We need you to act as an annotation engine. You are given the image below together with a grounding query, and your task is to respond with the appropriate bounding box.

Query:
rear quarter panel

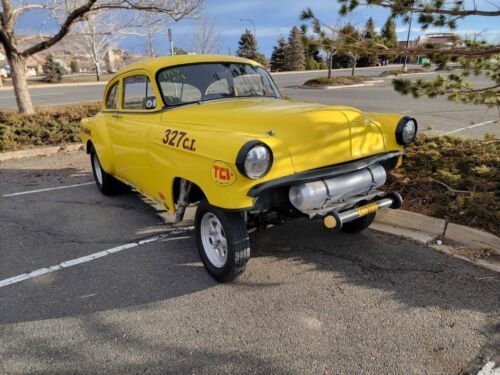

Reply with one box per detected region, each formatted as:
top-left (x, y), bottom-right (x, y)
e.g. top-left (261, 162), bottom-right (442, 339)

top-left (80, 113), bottom-right (115, 174)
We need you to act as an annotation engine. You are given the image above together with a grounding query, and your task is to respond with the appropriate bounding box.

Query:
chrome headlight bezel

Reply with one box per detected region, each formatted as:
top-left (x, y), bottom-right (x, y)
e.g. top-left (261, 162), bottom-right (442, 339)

top-left (396, 116), bottom-right (418, 146)
top-left (236, 141), bottom-right (273, 180)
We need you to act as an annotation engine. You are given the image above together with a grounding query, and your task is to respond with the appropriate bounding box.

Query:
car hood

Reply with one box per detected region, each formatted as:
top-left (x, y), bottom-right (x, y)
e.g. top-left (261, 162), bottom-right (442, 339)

top-left (164, 98), bottom-right (387, 173)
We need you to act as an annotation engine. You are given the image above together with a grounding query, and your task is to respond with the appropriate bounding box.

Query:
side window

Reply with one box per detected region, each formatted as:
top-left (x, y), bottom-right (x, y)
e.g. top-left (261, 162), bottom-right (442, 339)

top-left (105, 82), bottom-right (119, 109)
top-left (123, 75), bottom-right (157, 110)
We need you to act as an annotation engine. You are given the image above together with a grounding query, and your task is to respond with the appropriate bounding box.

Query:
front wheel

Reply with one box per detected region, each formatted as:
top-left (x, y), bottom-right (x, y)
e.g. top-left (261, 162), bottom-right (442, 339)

top-left (195, 200), bottom-right (250, 282)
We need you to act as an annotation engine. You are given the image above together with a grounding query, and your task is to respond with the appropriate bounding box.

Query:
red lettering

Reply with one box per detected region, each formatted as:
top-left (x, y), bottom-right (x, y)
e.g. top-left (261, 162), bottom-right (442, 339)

top-left (213, 165), bottom-right (220, 178)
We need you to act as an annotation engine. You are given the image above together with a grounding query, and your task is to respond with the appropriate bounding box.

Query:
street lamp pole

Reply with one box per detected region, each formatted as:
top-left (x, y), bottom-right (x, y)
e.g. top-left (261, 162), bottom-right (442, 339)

top-left (239, 18), bottom-right (256, 37)
top-left (403, 11), bottom-right (413, 72)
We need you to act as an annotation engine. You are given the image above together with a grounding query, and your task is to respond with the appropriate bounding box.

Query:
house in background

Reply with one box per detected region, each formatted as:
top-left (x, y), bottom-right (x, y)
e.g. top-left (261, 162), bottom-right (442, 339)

top-left (416, 33), bottom-right (463, 48)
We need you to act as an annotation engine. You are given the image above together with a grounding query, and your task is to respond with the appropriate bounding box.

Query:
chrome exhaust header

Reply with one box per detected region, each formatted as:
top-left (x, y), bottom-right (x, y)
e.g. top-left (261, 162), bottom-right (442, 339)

top-left (289, 163), bottom-right (387, 212)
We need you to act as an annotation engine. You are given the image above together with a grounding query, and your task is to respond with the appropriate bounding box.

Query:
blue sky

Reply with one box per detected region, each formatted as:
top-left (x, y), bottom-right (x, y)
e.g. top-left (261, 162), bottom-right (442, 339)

top-left (123, 0), bottom-right (500, 56)
top-left (15, 0), bottom-right (500, 57)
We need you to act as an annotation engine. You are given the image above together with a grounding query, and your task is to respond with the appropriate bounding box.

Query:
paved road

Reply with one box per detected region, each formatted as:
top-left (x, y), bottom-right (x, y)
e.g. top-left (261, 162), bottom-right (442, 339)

top-left (0, 150), bottom-right (498, 374)
top-left (1, 66), bottom-right (497, 138)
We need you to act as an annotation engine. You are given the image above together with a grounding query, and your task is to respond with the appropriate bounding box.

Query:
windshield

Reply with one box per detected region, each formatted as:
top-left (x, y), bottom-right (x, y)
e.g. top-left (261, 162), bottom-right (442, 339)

top-left (157, 62), bottom-right (280, 107)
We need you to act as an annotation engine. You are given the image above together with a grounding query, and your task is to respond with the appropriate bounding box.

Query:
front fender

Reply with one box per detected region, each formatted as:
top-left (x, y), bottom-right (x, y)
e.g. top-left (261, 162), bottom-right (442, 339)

top-left (365, 112), bottom-right (406, 152)
top-left (149, 120), bottom-right (294, 210)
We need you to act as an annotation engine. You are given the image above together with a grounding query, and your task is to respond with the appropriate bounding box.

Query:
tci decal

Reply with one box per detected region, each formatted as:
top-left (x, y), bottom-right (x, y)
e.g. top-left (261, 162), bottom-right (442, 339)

top-left (81, 127), bottom-right (91, 136)
top-left (212, 161), bottom-right (236, 187)
top-left (162, 129), bottom-right (196, 151)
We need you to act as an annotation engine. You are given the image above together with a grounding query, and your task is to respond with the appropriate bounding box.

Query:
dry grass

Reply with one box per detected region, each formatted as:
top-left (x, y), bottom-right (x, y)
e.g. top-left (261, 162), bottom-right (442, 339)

top-left (378, 68), bottom-right (427, 77)
top-left (386, 135), bottom-right (499, 236)
top-left (303, 76), bottom-right (369, 87)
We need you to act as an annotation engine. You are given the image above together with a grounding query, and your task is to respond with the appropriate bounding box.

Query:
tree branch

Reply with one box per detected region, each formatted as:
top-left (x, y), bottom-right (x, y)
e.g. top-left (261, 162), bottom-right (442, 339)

top-left (21, 0), bottom-right (98, 57)
top-left (363, 0), bottom-right (500, 17)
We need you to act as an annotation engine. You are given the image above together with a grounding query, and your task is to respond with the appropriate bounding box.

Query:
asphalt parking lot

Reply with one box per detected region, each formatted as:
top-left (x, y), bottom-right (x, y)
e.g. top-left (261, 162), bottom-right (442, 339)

top-left (0, 150), bottom-right (499, 374)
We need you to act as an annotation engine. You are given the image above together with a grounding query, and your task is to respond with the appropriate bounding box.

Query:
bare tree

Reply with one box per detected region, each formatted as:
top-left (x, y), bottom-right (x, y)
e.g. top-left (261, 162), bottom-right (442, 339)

top-left (74, 11), bottom-right (119, 81)
top-left (128, 12), bottom-right (169, 57)
top-left (0, 0), bottom-right (203, 114)
top-left (190, 17), bottom-right (220, 54)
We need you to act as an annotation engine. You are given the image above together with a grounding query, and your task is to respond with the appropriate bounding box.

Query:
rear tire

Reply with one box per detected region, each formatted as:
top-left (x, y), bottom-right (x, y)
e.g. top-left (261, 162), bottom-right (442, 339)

top-left (341, 212), bottom-right (376, 233)
top-left (195, 200), bottom-right (250, 282)
top-left (90, 148), bottom-right (125, 195)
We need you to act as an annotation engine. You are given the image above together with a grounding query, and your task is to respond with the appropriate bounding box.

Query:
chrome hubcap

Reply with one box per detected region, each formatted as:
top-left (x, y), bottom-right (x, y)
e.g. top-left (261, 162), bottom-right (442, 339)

top-left (200, 213), bottom-right (227, 268)
top-left (93, 154), bottom-right (103, 185)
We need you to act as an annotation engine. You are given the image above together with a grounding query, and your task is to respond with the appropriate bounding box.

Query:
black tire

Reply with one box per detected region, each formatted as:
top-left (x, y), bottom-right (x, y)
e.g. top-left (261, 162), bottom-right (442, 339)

top-left (341, 212), bottom-right (376, 233)
top-left (90, 148), bottom-right (125, 195)
top-left (195, 200), bottom-right (250, 282)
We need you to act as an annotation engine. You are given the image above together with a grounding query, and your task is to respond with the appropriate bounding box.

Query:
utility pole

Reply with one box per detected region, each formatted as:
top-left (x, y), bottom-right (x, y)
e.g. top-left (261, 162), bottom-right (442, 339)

top-left (168, 28), bottom-right (174, 56)
top-left (403, 11), bottom-right (413, 72)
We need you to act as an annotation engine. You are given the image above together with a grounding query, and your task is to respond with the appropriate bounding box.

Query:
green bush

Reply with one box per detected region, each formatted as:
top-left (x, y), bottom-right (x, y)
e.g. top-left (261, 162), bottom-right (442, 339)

top-left (304, 76), bottom-right (367, 87)
top-left (0, 103), bottom-right (100, 152)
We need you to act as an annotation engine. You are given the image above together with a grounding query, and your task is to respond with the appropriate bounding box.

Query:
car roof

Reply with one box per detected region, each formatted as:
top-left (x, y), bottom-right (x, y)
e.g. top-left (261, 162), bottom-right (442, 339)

top-left (115, 54), bottom-right (261, 76)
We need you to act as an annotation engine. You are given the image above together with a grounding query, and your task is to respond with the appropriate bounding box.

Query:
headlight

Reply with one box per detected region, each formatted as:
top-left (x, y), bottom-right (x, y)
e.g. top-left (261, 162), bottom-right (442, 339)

top-left (236, 141), bottom-right (273, 179)
top-left (396, 117), bottom-right (418, 146)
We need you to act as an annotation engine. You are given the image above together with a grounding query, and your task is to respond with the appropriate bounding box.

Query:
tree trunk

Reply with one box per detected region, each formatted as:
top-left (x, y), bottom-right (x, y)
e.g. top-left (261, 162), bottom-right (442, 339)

top-left (7, 52), bottom-right (35, 114)
top-left (351, 56), bottom-right (356, 76)
top-left (328, 51), bottom-right (333, 79)
top-left (94, 62), bottom-right (101, 82)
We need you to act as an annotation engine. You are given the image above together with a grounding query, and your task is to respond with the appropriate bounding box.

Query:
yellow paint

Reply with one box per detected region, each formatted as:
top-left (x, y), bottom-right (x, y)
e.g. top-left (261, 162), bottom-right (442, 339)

top-left (323, 215), bottom-right (337, 229)
top-left (80, 55), bottom-right (407, 212)
top-left (356, 202), bottom-right (380, 217)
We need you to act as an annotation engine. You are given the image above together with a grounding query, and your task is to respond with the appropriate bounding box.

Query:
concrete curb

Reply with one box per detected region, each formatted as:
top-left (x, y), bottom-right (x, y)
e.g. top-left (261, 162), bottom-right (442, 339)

top-left (0, 144), bottom-right (82, 162)
top-left (373, 209), bottom-right (500, 272)
top-left (298, 80), bottom-right (384, 90)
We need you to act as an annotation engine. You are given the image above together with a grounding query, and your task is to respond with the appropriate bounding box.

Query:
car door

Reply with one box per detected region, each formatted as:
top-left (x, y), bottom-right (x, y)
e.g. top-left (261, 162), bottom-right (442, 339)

top-left (106, 71), bottom-right (161, 193)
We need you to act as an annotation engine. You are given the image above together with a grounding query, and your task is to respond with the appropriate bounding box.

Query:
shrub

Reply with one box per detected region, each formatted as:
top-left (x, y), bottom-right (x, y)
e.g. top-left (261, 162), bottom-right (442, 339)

top-left (0, 103), bottom-right (100, 152)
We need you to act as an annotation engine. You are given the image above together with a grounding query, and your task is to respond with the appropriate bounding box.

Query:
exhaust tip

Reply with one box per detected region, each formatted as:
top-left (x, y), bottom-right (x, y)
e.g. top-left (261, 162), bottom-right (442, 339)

top-left (324, 215), bottom-right (337, 229)
top-left (324, 212), bottom-right (342, 230)
top-left (385, 192), bottom-right (403, 209)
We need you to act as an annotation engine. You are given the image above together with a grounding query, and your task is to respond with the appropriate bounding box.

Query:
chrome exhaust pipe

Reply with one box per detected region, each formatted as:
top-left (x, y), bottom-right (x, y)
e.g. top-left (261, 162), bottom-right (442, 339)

top-left (323, 192), bottom-right (403, 230)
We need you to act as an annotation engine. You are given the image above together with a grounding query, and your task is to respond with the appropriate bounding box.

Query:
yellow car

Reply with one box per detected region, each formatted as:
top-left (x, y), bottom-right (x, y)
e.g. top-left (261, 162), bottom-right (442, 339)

top-left (81, 55), bottom-right (417, 282)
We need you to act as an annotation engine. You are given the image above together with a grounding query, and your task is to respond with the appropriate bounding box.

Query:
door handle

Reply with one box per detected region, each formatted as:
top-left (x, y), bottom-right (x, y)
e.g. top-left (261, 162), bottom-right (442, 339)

top-left (112, 113), bottom-right (121, 119)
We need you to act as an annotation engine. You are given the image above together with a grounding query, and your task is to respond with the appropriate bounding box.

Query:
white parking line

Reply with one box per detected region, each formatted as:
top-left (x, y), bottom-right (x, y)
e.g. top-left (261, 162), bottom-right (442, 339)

top-left (440, 120), bottom-right (498, 136)
top-left (1, 182), bottom-right (94, 197)
top-left (0, 228), bottom-right (193, 288)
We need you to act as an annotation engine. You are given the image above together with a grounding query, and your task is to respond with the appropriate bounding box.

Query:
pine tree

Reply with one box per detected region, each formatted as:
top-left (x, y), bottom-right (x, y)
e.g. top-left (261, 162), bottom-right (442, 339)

top-left (380, 17), bottom-right (398, 48)
top-left (237, 29), bottom-right (259, 60)
top-left (43, 54), bottom-right (65, 83)
top-left (285, 26), bottom-right (305, 71)
top-left (338, 23), bottom-right (361, 76)
top-left (363, 17), bottom-right (377, 40)
top-left (69, 60), bottom-right (80, 74)
top-left (270, 36), bottom-right (288, 72)
top-left (359, 17), bottom-right (379, 66)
